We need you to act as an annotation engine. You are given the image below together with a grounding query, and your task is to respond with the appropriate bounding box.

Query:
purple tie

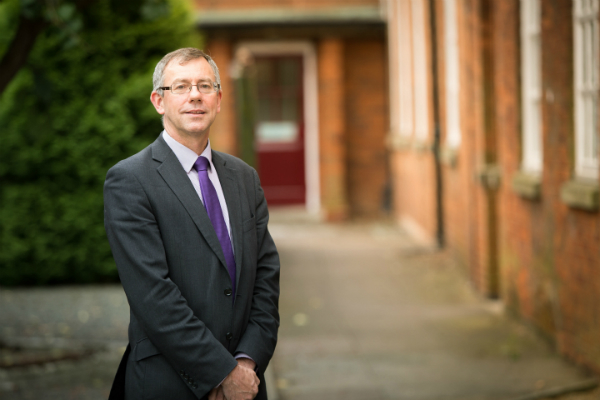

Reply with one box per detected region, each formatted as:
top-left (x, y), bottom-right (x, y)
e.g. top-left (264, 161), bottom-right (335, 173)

top-left (194, 156), bottom-right (236, 298)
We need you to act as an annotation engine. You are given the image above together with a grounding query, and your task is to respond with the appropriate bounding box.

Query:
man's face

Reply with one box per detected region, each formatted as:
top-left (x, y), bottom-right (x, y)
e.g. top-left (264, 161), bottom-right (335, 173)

top-left (151, 57), bottom-right (221, 140)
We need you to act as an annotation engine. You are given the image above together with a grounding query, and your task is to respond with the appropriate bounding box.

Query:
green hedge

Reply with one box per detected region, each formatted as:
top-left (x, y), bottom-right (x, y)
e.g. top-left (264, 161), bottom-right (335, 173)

top-left (0, 0), bottom-right (201, 285)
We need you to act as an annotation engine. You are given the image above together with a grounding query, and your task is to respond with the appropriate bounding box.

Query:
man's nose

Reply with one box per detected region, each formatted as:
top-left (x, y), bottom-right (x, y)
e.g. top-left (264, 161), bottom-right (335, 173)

top-left (189, 85), bottom-right (202, 99)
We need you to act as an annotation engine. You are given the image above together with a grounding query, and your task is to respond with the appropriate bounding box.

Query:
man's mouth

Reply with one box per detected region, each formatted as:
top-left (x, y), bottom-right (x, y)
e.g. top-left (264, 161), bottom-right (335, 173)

top-left (186, 110), bottom-right (206, 115)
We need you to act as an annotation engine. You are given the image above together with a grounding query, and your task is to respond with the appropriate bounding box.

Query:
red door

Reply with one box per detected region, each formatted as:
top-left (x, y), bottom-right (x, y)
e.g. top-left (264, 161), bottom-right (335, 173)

top-left (254, 56), bottom-right (305, 205)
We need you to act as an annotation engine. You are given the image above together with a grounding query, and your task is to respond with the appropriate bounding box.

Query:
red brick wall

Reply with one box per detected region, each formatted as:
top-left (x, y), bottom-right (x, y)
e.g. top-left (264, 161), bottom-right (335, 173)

top-left (204, 39), bottom-right (237, 156)
top-left (389, 0), bottom-right (438, 242)
top-left (318, 38), bottom-right (349, 220)
top-left (495, 0), bottom-right (600, 373)
top-left (345, 39), bottom-right (389, 218)
top-left (493, 0), bottom-right (528, 316)
top-left (388, 0), bottom-right (600, 375)
top-left (392, 150), bottom-right (438, 239)
top-left (436, 0), bottom-right (471, 271)
top-left (450, 0), bottom-right (498, 296)
top-left (541, 0), bottom-right (600, 372)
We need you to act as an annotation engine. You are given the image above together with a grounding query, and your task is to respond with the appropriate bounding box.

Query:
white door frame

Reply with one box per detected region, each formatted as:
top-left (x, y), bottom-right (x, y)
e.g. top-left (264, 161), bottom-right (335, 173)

top-left (234, 41), bottom-right (320, 215)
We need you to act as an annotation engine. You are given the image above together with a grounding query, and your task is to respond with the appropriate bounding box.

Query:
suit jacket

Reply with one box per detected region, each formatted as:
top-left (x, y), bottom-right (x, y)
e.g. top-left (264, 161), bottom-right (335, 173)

top-left (104, 134), bottom-right (280, 400)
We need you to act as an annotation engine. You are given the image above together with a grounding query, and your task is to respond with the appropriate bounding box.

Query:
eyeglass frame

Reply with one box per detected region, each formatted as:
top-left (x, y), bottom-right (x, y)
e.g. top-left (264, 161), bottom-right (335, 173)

top-left (159, 81), bottom-right (221, 95)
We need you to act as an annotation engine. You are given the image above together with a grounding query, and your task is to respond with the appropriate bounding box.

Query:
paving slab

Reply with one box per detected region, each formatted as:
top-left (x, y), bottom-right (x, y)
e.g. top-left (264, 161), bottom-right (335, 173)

top-left (267, 213), bottom-right (597, 400)
top-left (0, 211), bottom-right (597, 400)
top-left (0, 285), bottom-right (128, 399)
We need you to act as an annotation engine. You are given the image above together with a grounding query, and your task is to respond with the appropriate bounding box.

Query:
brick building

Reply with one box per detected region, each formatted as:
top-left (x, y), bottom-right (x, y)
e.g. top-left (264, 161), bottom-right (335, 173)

top-left (387, 0), bottom-right (600, 373)
top-left (194, 0), bottom-right (390, 220)
top-left (193, 0), bottom-right (600, 374)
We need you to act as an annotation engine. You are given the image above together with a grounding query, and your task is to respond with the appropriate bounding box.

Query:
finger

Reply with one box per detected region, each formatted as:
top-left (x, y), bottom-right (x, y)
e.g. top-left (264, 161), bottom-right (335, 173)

top-left (208, 387), bottom-right (218, 400)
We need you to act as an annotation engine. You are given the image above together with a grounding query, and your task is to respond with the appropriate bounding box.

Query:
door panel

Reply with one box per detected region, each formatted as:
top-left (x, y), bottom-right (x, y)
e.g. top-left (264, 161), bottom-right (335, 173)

top-left (254, 56), bottom-right (305, 205)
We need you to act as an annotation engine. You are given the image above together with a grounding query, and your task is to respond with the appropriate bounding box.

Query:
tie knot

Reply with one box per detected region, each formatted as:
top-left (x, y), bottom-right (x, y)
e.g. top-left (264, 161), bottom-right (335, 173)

top-left (194, 156), bottom-right (210, 172)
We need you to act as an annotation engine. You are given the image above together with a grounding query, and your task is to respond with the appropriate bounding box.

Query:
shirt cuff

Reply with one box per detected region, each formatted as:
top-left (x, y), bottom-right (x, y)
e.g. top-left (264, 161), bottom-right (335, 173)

top-left (235, 353), bottom-right (258, 373)
top-left (215, 354), bottom-right (258, 388)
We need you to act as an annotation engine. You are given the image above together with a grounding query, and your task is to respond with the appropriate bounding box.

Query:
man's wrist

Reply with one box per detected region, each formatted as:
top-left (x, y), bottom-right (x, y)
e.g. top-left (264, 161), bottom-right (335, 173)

top-left (236, 357), bottom-right (257, 371)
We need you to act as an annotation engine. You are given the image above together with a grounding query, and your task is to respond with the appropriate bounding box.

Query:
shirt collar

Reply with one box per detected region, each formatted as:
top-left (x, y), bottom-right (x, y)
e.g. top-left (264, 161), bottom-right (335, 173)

top-left (162, 130), bottom-right (213, 173)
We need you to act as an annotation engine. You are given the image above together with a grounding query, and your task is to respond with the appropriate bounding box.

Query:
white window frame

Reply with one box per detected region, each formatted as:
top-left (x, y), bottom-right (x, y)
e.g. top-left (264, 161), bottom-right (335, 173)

top-left (398, 0), bottom-right (415, 138)
top-left (573, 0), bottom-right (599, 180)
top-left (387, 0), bottom-right (400, 138)
top-left (444, 0), bottom-right (461, 148)
top-left (412, 0), bottom-right (429, 142)
top-left (520, 0), bottom-right (543, 175)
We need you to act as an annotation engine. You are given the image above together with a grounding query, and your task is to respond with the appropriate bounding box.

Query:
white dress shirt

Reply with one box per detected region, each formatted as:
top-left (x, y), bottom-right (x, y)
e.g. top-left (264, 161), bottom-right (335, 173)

top-left (162, 130), bottom-right (232, 242)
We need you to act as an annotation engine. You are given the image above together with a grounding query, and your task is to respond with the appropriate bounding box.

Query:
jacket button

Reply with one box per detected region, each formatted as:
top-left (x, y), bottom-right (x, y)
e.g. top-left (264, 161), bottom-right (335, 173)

top-left (224, 288), bottom-right (232, 296)
top-left (226, 332), bottom-right (233, 340)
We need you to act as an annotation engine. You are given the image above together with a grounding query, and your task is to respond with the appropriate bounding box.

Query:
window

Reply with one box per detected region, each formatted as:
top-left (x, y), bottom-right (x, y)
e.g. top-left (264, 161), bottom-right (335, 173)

top-left (444, 0), bottom-right (461, 148)
top-left (398, 0), bottom-right (415, 138)
top-left (574, 0), bottom-right (599, 180)
top-left (412, 0), bottom-right (430, 142)
top-left (521, 0), bottom-right (543, 174)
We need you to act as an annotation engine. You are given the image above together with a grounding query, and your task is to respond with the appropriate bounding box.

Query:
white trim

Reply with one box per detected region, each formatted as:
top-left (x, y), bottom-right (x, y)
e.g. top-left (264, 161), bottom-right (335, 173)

top-left (235, 41), bottom-right (321, 215)
top-left (387, 0), bottom-right (400, 137)
top-left (412, 0), bottom-right (429, 142)
top-left (520, 0), bottom-right (543, 174)
top-left (398, 0), bottom-right (415, 138)
top-left (444, 0), bottom-right (461, 148)
top-left (573, 0), bottom-right (599, 180)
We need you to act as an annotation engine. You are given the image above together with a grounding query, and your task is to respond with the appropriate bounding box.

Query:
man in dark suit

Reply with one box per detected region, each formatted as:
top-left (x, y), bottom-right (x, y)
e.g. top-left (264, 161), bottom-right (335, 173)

top-left (104, 47), bottom-right (280, 400)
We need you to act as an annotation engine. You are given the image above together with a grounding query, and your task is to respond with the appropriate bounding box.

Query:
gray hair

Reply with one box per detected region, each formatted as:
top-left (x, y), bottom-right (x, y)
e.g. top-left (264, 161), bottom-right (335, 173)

top-left (152, 47), bottom-right (221, 96)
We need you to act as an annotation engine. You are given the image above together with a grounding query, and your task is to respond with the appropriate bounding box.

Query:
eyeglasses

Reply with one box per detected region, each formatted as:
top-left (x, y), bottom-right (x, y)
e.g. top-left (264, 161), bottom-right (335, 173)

top-left (159, 81), bottom-right (220, 95)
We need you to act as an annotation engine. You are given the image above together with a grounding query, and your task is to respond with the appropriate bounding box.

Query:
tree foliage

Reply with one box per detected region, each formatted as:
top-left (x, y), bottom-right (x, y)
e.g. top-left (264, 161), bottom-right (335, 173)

top-left (0, 0), bottom-right (201, 285)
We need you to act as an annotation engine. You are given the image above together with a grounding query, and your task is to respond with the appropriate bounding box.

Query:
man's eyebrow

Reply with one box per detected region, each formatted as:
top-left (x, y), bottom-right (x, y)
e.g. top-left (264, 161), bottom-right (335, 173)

top-left (171, 78), bottom-right (213, 84)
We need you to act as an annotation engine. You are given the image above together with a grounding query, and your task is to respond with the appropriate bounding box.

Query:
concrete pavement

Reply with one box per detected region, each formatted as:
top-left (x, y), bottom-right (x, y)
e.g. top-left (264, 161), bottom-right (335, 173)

top-left (0, 209), bottom-right (597, 399)
top-left (268, 210), bottom-right (597, 400)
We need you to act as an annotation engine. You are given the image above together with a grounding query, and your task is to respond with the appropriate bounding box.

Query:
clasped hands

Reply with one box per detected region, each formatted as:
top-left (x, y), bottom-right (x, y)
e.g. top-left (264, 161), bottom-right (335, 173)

top-left (208, 358), bottom-right (259, 400)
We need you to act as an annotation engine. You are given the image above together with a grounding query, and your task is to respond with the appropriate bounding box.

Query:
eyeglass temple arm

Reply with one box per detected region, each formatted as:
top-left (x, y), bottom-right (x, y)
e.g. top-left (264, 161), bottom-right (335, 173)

top-left (157, 84), bottom-right (220, 91)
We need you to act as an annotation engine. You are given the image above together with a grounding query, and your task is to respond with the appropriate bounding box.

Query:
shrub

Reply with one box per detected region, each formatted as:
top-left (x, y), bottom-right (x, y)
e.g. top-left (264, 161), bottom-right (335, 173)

top-left (0, 0), bottom-right (201, 285)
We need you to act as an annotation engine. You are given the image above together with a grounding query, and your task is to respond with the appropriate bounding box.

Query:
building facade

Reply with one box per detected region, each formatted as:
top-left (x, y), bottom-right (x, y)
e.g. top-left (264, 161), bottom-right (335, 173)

top-left (195, 0), bottom-right (390, 220)
top-left (387, 0), bottom-right (600, 373)
top-left (194, 0), bottom-right (600, 374)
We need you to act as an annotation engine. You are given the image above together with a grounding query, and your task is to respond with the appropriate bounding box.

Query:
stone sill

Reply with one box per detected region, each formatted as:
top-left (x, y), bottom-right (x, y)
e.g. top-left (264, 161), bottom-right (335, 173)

top-left (560, 179), bottom-right (599, 211)
top-left (476, 164), bottom-right (501, 190)
top-left (511, 171), bottom-right (541, 200)
top-left (387, 135), bottom-right (432, 154)
top-left (387, 134), bottom-right (411, 151)
top-left (412, 140), bottom-right (430, 153)
top-left (440, 146), bottom-right (458, 168)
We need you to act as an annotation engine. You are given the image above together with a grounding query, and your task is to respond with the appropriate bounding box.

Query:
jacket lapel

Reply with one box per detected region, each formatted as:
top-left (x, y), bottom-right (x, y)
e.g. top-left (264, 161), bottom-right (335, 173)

top-left (212, 151), bottom-right (244, 292)
top-left (151, 136), bottom-right (228, 271)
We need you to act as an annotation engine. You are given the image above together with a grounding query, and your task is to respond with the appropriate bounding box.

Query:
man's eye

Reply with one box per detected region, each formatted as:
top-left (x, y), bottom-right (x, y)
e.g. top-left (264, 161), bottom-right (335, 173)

top-left (174, 84), bottom-right (187, 90)
top-left (199, 83), bottom-right (212, 90)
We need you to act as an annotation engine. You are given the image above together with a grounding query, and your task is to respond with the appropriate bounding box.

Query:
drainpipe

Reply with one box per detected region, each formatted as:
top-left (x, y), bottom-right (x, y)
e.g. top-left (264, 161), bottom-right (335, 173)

top-left (429, 0), bottom-right (444, 248)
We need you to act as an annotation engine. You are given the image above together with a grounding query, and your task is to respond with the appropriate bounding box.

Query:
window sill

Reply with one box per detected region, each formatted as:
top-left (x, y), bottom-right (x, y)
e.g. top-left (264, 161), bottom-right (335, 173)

top-left (412, 140), bottom-right (430, 153)
top-left (440, 146), bottom-right (458, 168)
top-left (476, 164), bottom-right (501, 190)
top-left (387, 134), bottom-right (411, 151)
top-left (560, 179), bottom-right (599, 211)
top-left (511, 171), bottom-right (541, 200)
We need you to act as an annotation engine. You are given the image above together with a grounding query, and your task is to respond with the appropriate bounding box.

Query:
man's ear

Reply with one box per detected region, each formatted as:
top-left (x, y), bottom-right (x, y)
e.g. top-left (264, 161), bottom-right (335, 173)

top-left (150, 91), bottom-right (165, 115)
top-left (216, 90), bottom-right (222, 113)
